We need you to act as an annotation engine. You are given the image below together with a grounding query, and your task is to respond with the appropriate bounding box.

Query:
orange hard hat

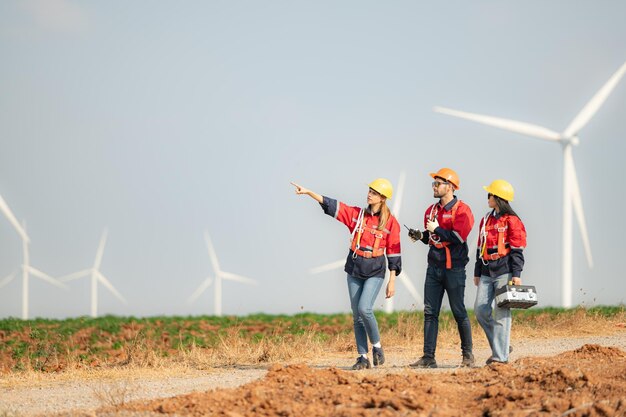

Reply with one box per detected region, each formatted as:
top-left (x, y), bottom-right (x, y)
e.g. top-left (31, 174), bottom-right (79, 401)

top-left (429, 168), bottom-right (460, 190)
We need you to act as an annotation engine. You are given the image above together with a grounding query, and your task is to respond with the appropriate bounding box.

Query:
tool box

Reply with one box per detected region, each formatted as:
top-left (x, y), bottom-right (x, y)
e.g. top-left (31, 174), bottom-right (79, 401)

top-left (495, 284), bottom-right (538, 309)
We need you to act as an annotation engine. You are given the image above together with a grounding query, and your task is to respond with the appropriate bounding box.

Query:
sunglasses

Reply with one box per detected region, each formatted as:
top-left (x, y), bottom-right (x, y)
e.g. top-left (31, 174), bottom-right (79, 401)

top-left (432, 181), bottom-right (449, 188)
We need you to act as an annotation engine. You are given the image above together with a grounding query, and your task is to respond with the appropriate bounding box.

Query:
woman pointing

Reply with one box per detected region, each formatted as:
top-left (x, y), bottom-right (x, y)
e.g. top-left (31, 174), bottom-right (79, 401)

top-left (291, 179), bottom-right (402, 370)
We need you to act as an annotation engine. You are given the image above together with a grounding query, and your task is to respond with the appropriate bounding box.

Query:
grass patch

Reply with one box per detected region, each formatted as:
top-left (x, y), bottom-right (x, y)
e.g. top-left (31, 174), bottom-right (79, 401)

top-left (0, 306), bottom-right (623, 374)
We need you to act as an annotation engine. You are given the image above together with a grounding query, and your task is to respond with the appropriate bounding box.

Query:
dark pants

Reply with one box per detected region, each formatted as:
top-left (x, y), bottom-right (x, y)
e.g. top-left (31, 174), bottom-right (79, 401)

top-left (423, 265), bottom-right (473, 357)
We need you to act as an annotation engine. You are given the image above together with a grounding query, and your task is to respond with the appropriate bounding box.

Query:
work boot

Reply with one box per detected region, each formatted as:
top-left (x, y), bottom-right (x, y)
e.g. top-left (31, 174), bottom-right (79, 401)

top-left (409, 356), bottom-right (437, 368)
top-left (461, 352), bottom-right (475, 367)
top-left (352, 356), bottom-right (371, 370)
top-left (372, 346), bottom-right (385, 366)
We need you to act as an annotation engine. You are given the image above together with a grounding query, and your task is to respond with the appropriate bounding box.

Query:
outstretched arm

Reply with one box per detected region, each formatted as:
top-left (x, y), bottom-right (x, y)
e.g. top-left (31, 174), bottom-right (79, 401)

top-left (291, 182), bottom-right (323, 203)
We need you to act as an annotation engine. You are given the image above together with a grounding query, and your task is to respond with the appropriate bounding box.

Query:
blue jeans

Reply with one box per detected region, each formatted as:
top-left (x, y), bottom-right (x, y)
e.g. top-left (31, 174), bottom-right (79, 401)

top-left (347, 274), bottom-right (384, 354)
top-left (423, 266), bottom-right (473, 357)
top-left (474, 273), bottom-right (512, 362)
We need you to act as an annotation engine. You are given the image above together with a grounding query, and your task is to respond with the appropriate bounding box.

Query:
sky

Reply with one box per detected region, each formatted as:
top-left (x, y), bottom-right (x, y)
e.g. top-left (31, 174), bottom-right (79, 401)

top-left (1, 1), bottom-right (625, 319)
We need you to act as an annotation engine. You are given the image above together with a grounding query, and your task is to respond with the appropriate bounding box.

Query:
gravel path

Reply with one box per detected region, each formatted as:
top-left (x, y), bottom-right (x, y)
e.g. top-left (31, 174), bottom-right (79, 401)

top-left (0, 333), bottom-right (624, 417)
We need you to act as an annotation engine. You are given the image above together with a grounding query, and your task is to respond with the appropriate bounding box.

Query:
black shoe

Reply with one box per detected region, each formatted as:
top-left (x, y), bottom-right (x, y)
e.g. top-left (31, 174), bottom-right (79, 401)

top-left (372, 346), bottom-right (385, 366)
top-left (409, 356), bottom-right (437, 368)
top-left (352, 356), bottom-right (371, 370)
top-left (461, 352), bottom-right (475, 367)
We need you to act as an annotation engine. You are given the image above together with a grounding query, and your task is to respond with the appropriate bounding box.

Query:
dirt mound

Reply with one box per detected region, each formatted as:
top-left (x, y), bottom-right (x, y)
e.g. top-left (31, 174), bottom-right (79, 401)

top-left (102, 344), bottom-right (626, 417)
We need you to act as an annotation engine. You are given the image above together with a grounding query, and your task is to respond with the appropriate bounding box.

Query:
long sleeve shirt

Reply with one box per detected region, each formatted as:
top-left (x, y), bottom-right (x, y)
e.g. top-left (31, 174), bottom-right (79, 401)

top-left (320, 196), bottom-right (402, 279)
top-left (473, 210), bottom-right (526, 278)
top-left (419, 197), bottom-right (474, 269)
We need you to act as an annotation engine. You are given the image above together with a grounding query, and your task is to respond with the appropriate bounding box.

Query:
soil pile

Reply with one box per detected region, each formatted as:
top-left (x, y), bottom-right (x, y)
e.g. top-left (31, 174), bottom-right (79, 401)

top-left (110, 344), bottom-right (626, 417)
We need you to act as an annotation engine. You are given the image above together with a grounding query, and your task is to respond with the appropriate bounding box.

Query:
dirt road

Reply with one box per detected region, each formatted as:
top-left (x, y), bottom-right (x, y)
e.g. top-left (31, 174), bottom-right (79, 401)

top-left (1, 333), bottom-right (625, 416)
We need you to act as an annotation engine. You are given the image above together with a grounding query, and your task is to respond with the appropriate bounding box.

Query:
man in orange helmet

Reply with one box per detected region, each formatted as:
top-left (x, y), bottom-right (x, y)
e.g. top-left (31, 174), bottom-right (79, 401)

top-left (409, 168), bottom-right (475, 368)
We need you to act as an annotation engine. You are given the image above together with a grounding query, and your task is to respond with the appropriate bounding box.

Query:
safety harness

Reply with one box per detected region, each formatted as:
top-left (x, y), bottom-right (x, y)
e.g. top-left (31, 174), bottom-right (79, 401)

top-left (350, 208), bottom-right (386, 259)
top-left (428, 202), bottom-right (458, 269)
top-left (479, 210), bottom-right (511, 265)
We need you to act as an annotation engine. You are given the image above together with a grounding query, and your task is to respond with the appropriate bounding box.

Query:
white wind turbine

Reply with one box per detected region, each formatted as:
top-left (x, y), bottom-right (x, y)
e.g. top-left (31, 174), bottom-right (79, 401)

top-left (434, 61), bottom-right (626, 308)
top-left (309, 172), bottom-right (424, 312)
top-left (59, 229), bottom-right (127, 317)
top-left (188, 231), bottom-right (257, 316)
top-left (1, 194), bottom-right (67, 319)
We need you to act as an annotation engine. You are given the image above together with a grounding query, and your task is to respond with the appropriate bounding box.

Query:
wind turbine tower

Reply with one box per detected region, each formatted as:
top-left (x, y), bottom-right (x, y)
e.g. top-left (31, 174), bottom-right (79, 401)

top-left (59, 229), bottom-right (127, 317)
top-left (1, 194), bottom-right (66, 319)
top-left (434, 61), bottom-right (626, 307)
top-left (188, 231), bottom-right (257, 316)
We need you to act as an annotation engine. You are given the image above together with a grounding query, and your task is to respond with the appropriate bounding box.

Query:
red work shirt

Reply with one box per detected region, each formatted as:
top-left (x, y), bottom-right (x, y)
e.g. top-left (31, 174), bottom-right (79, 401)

top-left (474, 210), bottom-right (527, 278)
top-left (420, 197), bottom-right (474, 269)
top-left (321, 196), bottom-right (402, 279)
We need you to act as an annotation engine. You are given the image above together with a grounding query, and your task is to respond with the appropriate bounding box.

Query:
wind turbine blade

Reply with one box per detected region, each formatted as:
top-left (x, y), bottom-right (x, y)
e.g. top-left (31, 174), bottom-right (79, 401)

top-left (0, 271), bottom-right (17, 289)
top-left (392, 171), bottom-right (406, 218)
top-left (563, 61), bottom-right (626, 138)
top-left (94, 229), bottom-right (108, 270)
top-left (566, 153), bottom-right (594, 267)
top-left (58, 269), bottom-right (92, 282)
top-left (0, 195), bottom-right (30, 243)
top-left (96, 271), bottom-right (127, 304)
top-left (204, 231), bottom-right (221, 275)
top-left (434, 106), bottom-right (562, 142)
top-left (309, 259), bottom-right (345, 275)
top-left (221, 272), bottom-right (257, 285)
top-left (188, 277), bottom-right (212, 304)
top-left (26, 266), bottom-right (68, 289)
top-left (398, 273), bottom-right (423, 307)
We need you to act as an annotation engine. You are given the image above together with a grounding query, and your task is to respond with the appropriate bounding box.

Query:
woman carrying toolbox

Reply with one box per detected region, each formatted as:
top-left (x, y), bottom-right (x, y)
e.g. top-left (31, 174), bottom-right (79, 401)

top-left (473, 179), bottom-right (527, 364)
top-left (291, 178), bottom-right (402, 370)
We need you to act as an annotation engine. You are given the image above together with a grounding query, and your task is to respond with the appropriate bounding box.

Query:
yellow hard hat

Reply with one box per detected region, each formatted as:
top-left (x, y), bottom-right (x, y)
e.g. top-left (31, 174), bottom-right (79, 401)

top-left (429, 168), bottom-right (460, 190)
top-left (483, 179), bottom-right (515, 202)
top-left (368, 178), bottom-right (393, 199)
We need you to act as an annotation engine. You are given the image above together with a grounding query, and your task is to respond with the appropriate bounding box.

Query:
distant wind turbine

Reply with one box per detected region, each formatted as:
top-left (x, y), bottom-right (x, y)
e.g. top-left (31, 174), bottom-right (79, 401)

top-left (434, 60), bottom-right (626, 307)
top-left (309, 172), bottom-right (424, 312)
top-left (59, 229), bottom-right (126, 317)
top-left (188, 231), bottom-right (257, 316)
top-left (1, 194), bottom-right (66, 319)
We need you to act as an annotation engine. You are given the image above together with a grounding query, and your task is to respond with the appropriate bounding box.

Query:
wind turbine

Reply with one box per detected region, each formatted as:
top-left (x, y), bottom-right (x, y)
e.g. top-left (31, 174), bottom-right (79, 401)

top-left (309, 172), bottom-right (424, 312)
top-left (59, 229), bottom-right (127, 317)
top-left (434, 61), bottom-right (626, 307)
top-left (188, 231), bottom-right (257, 316)
top-left (1, 193), bottom-right (66, 319)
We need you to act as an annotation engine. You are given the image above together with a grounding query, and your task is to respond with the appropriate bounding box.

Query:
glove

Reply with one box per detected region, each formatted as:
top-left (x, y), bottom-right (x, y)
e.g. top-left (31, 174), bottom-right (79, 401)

top-left (426, 218), bottom-right (439, 233)
top-left (407, 228), bottom-right (423, 242)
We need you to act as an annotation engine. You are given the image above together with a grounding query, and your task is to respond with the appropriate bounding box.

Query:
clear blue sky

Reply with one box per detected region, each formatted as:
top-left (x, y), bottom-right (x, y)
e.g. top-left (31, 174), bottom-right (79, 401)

top-left (1, 1), bottom-right (625, 318)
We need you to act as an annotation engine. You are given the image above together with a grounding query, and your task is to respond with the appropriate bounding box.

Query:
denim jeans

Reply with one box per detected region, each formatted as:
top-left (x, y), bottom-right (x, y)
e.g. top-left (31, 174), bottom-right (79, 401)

top-left (423, 266), bottom-right (473, 357)
top-left (474, 273), bottom-right (512, 362)
top-left (347, 274), bottom-right (384, 354)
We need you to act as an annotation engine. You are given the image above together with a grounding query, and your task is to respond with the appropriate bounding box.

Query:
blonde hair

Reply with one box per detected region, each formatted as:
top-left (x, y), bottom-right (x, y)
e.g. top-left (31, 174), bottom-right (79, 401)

top-left (377, 201), bottom-right (390, 231)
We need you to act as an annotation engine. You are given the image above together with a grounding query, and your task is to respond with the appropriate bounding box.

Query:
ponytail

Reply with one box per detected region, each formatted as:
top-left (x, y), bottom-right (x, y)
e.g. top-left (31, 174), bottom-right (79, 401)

top-left (377, 201), bottom-right (390, 231)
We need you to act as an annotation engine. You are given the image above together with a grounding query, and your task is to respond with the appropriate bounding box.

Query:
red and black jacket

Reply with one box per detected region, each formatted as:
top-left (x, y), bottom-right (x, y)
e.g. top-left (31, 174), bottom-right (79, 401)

top-left (419, 197), bottom-right (474, 269)
top-left (473, 210), bottom-right (526, 278)
top-left (321, 196), bottom-right (402, 279)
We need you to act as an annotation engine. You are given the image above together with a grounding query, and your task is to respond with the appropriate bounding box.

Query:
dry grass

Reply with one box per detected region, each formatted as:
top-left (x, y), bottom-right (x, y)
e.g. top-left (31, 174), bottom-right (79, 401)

top-left (1, 307), bottom-right (624, 389)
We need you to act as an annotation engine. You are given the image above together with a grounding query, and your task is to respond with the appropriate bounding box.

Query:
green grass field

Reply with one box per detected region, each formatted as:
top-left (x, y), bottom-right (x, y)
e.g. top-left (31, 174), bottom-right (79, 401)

top-left (0, 306), bottom-right (624, 373)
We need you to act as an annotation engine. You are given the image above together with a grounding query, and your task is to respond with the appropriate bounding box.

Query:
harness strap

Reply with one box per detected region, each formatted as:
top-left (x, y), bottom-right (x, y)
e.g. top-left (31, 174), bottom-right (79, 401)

top-left (353, 248), bottom-right (385, 258)
top-left (428, 202), bottom-right (458, 269)
top-left (350, 210), bottom-right (386, 258)
top-left (480, 212), bottom-right (511, 262)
